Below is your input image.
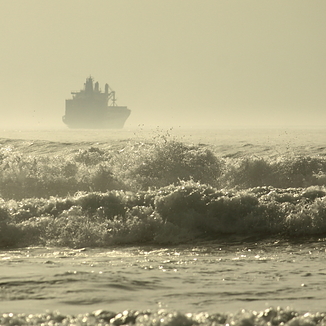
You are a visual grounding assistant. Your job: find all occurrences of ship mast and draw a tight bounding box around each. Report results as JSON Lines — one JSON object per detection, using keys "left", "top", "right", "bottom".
{"left": 84, "top": 76, "right": 94, "bottom": 94}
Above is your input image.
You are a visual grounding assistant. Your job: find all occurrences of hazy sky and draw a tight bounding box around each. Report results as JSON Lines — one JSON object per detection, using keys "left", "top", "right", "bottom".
{"left": 1, "top": 0, "right": 326, "bottom": 129}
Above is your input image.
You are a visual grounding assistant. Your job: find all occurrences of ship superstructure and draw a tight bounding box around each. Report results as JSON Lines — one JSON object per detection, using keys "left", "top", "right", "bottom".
{"left": 63, "top": 77, "right": 130, "bottom": 128}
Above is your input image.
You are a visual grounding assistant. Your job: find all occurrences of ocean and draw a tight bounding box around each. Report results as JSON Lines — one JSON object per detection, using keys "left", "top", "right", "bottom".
{"left": 0, "top": 127, "right": 326, "bottom": 325}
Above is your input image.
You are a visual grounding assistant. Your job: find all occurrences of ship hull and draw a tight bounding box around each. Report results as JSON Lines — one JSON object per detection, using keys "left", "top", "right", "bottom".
{"left": 63, "top": 106, "right": 131, "bottom": 129}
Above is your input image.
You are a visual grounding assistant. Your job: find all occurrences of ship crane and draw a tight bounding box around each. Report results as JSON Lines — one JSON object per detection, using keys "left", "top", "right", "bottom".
{"left": 105, "top": 83, "right": 117, "bottom": 106}
{"left": 111, "top": 91, "right": 117, "bottom": 106}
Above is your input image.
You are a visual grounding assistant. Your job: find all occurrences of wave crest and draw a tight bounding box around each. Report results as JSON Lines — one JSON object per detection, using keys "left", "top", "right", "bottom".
{"left": 1, "top": 182, "right": 326, "bottom": 248}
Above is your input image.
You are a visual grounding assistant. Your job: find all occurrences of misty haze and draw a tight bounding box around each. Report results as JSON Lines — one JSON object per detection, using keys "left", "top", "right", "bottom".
{"left": 1, "top": 0, "right": 326, "bottom": 129}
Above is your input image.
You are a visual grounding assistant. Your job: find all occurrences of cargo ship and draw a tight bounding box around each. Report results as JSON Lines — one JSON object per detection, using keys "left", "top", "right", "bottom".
{"left": 63, "top": 77, "right": 131, "bottom": 129}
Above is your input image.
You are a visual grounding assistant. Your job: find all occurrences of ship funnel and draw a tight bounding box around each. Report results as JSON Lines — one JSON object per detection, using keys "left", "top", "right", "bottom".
{"left": 95, "top": 81, "right": 99, "bottom": 92}
{"left": 105, "top": 83, "right": 109, "bottom": 94}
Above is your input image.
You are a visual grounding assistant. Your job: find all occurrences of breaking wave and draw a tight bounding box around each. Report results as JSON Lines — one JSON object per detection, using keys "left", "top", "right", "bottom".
{"left": 1, "top": 135, "right": 326, "bottom": 248}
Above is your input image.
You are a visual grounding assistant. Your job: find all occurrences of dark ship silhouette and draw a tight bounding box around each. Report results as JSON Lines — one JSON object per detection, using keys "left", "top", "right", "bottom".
{"left": 63, "top": 77, "right": 131, "bottom": 129}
